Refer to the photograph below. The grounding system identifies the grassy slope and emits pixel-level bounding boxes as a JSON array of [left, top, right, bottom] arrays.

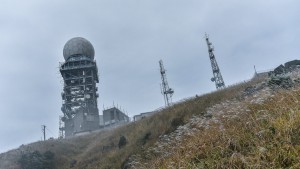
[[131, 75, 300, 168], [0, 75, 276, 169]]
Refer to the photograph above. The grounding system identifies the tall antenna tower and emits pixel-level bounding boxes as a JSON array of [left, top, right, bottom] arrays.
[[60, 37, 100, 137], [205, 34, 225, 89], [159, 60, 174, 106]]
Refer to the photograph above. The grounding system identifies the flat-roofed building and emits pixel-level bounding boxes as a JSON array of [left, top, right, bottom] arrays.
[[103, 107, 129, 126]]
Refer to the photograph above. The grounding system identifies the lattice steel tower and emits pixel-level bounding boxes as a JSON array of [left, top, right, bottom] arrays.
[[58, 116, 65, 139], [205, 34, 225, 89], [159, 60, 174, 106], [59, 37, 100, 137]]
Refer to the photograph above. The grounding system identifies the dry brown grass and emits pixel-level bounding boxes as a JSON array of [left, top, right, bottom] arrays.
[[136, 84, 300, 168], [0, 75, 269, 169]]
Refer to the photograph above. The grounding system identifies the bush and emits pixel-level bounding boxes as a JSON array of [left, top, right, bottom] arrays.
[[18, 150, 55, 169], [142, 132, 151, 145], [118, 136, 127, 149]]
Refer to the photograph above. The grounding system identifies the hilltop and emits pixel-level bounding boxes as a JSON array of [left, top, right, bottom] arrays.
[[2, 67, 300, 168]]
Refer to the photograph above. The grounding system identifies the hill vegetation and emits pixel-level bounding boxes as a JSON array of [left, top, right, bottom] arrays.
[[2, 70, 300, 169]]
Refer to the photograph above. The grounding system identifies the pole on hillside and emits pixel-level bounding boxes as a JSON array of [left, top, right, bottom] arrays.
[[41, 125, 46, 141]]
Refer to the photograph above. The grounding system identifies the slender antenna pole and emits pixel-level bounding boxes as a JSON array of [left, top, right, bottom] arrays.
[[159, 60, 174, 106], [41, 125, 46, 141], [205, 34, 225, 89]]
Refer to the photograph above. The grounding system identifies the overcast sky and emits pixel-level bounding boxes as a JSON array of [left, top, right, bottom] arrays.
[[0, 0, 299, 153]]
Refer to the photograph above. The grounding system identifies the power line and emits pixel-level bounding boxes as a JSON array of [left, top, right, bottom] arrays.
[[46, 127, 55, 138]]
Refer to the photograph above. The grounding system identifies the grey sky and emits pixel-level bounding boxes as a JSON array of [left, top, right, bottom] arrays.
[[0, 0, 299, 153]]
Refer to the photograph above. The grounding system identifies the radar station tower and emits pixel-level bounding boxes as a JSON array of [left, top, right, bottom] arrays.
[[59, 37, 100, 137], [159, 60, 174, 106], [205, 34, 225, 89]]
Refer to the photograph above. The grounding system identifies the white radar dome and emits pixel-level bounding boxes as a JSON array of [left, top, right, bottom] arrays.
[[63, 37, 95, 61]]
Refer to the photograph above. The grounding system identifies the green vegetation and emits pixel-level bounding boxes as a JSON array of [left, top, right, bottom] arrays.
[[18, 151, 55, 169], [118, 136, 127, 149]]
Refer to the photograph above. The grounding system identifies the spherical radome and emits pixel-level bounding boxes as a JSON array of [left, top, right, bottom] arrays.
[[63, 37, 95, 60]]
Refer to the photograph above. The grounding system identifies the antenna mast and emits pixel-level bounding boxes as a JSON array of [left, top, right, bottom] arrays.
[[254, 65, 258, 76], [159, 60, 174, 106], [41, 125, 46, 141], [205, 34, 225, 89]]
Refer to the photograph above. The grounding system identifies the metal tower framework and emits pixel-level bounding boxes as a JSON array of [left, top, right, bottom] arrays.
[[58, 116, 65, 139], [205, 34, 225, 89], [159, 60, 174, 106], [60, 54, 100, 137]]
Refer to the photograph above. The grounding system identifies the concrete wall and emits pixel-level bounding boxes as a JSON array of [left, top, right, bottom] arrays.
[[99, 115, 104, 126], [133, 111, 155, 121], [103, 107, 129, 126]]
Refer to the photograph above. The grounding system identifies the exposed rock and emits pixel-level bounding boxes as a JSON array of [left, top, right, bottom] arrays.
[[284, 60, 300, 72], [269, 60, 300, 77], [70, 159, 77, 168], [243, 86, 256, 96], [268, 76, 293, 89], [273, 64, 285, 75], [242, 82, 267, 97]]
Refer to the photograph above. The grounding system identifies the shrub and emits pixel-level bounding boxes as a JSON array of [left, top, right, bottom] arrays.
[[18, 150, 55, 169], [118, 136, 127, 149]]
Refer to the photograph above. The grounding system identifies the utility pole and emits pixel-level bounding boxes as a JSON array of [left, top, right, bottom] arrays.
[[205, 34, 225, 89], [41, 125, 46, 141], [159, 60, 174, 107], [254, 65, 258, 77]]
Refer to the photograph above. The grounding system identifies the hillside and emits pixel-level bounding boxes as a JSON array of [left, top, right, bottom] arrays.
[[2, 69, 300, 169]]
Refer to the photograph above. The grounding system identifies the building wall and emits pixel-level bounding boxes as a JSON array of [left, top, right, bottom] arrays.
[[103, 107, 129, 126], [133, 112, 155, 121], [99, 115, 104, 126], [64, 119, 73, 137]]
